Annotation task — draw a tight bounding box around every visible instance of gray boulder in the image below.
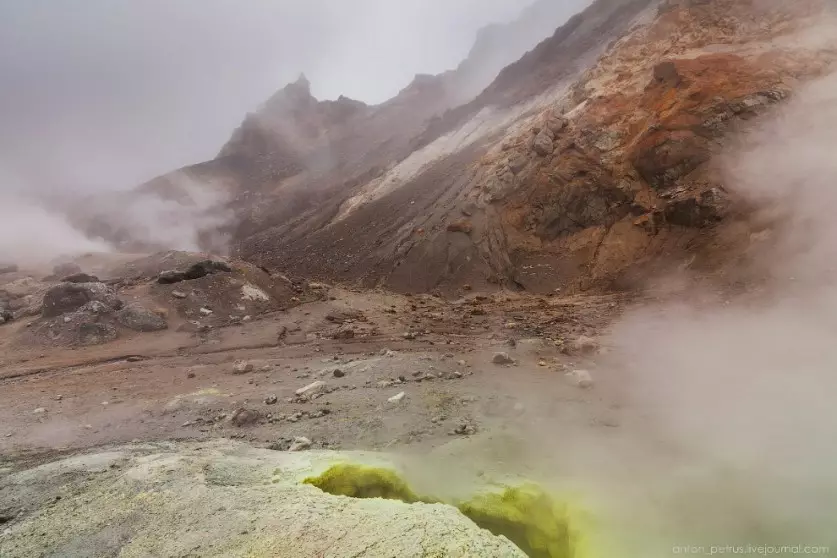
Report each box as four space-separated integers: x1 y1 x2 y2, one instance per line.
157 260 232 284
42 282 123 318
116 303 168 332
532 130 554 156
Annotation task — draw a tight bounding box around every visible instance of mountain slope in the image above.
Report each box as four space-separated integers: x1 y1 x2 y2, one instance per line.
74 0 837 296
236 0 835 295
66 0 591 256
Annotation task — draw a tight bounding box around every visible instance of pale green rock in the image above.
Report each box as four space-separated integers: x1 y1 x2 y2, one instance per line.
0 440 526 558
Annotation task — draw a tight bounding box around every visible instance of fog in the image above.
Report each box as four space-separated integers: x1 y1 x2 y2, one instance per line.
0 0 593 264
600 70 837 554
0 0 544 195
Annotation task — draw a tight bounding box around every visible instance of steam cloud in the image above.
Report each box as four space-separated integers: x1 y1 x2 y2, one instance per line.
0 192 109 266
603 71 837 553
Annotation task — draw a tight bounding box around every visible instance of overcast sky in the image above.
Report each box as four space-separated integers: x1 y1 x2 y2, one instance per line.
0 0 548 195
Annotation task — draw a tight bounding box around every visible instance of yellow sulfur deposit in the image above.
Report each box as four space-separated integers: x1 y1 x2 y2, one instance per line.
303 464 589 558
303 463 427 503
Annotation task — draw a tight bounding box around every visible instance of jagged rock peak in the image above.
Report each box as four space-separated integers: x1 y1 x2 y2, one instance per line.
290 73 311 94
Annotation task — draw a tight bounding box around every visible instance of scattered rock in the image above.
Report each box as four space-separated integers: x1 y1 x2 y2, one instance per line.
387 392 406 403
229 408 260 427
566 369 594 389
171 290 188 299
403 332 417 340
186 372 196 379
232 360 255 375
33 408 46 415
452 423 477 436
126 356 143 363
492 352 514 365
332 369 345 378
296 381 328 398
324 309 364 324
332 326 355 340
0 307 12 324
446 219 473 234
267 439 293 451
264 395 278 405
288 436 312 452
115 303 168 332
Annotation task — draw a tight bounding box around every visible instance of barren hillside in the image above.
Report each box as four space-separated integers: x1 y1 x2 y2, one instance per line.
63 1 836 299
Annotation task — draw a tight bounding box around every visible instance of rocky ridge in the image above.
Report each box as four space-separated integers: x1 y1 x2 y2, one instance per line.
65 0 837 296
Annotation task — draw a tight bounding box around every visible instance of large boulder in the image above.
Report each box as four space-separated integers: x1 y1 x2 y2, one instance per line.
532 129 555 156
157 260 232 284
0 441 526 558
115 303 168 332
42 282 123 318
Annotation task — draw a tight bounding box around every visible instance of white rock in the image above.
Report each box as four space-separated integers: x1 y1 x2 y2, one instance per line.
232 360 254 375
241 283 270 302
199 307 213 316
296 381 328 397
388 392 406 403
288 436 312 452
33 408 46 414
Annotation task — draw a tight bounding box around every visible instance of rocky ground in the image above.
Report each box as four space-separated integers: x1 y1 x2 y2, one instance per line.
0 253 627 461
3 1 835 555
0 252 642 557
